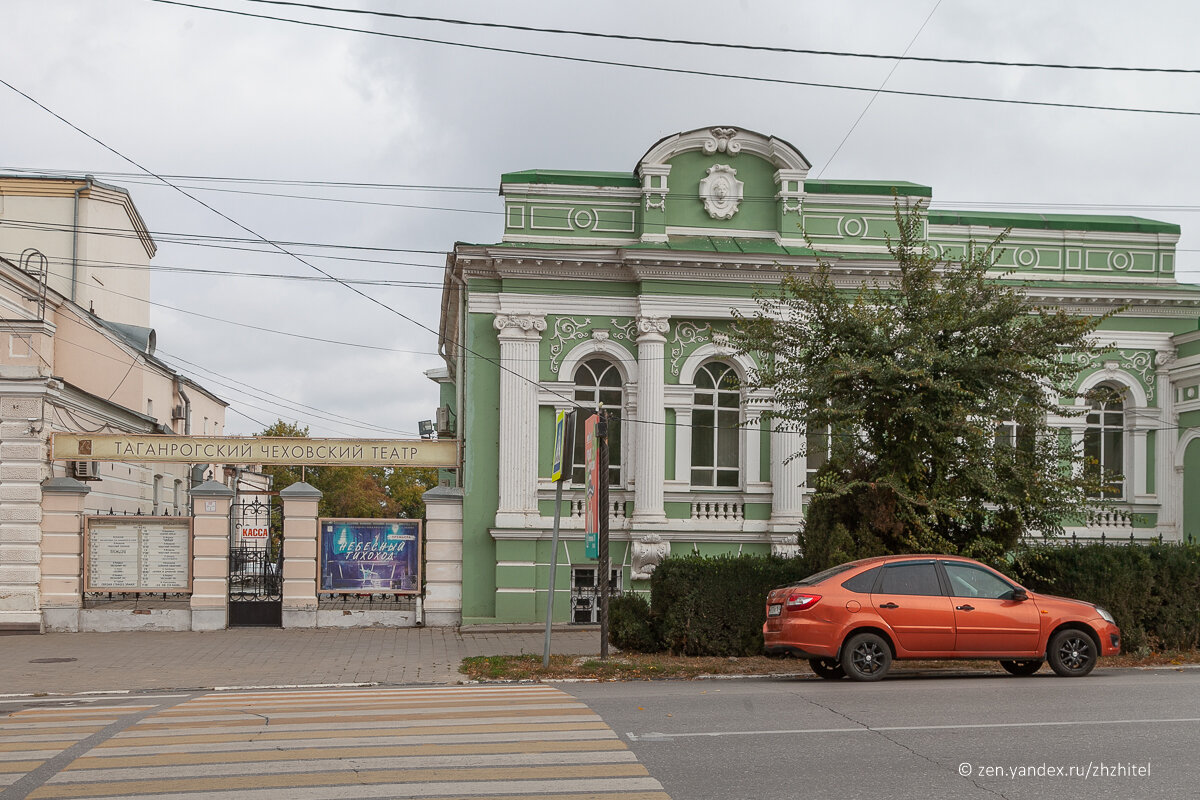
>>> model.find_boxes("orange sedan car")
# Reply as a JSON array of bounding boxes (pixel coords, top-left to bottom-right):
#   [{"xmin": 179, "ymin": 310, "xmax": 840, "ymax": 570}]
[{"xmin": 764, "ymin": 555, "xmax": 1121, "ymax": 681}]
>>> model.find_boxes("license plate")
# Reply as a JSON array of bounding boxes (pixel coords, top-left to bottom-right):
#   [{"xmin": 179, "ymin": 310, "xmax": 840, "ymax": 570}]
[{"xmin": 768, "ymin": 604, "xmax": 782, "ymax": 617}]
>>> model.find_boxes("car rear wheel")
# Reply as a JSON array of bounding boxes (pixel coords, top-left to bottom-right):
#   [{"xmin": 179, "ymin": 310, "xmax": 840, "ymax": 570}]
[
  {"xmin": 809, "ymin": 658, "xmax": 845, "ymax": 680},
  {"xmin": 1047, "ymin": 629, "xmax": 1097, "ymax": 677},
  {"xmin": 999, "ymin": 659, "xmax": 1043, "ymax": 676},
  {"xmin": 841, "ymin": 632, "xmax": 892, "ymax": 682}
]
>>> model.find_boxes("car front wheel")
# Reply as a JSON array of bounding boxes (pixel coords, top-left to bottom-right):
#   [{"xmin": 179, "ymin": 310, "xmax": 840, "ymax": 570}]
[
  {"xmin": 809, "ymin": 658, "xmax": 845, "ymax": 680},
  {"xmin": 1047, "ymin": 629, "xmax": 1097, "ymax": 677},
  {"xmin": 999, "ymin": 659, "xmax": 1043, "ymax": 676},
  {"xmin": 841, "ymin": 632, "xmax": 892, "ymax": 682}
]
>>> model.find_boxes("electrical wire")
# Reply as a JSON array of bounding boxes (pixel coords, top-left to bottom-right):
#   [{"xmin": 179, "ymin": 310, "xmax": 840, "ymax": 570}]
[
  {"xmin": 818, "ymin": 0, "xmax": 943, "ymax": 178},
  {"xmin": 149, "ymin": 0, "xmax": 1200, "ymax": 118},
  {"xmin": 235, "ymin": 0, "xmax": 1200, "ymax": 76},
  {"xmin": 0, "ymin": 75, "xmax": 588, "ymax": 416}
]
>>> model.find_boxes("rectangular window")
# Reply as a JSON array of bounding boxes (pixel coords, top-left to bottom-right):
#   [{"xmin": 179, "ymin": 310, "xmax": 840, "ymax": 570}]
[{"xmin": 570, "ymin": 567, "xmax": 621, "ymax": 624}]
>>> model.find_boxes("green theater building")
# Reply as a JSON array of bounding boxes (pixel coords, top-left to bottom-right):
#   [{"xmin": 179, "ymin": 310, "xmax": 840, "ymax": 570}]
[{"xmin": 427, "ymin": 125, "xmax": 1200, "ymax": 626}]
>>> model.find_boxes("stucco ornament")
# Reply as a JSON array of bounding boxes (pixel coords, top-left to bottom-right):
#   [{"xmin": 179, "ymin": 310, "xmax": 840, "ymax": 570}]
[
  {"xmin": 631, "ymin": 533, "xmax": 670, "ymax": 580},
  {"xmin": 702, "ymin": 127, "xmax": 742, "ymax": 155},
  {"xmin": 699, "ymin": 164, "xmax": 744, "ymax": 220}
]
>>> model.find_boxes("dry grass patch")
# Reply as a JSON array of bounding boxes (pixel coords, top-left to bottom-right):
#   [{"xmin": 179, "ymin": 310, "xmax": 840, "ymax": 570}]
[{"xmin": 460, "ymin": 650, "xmax": 1200, "ymax": 682}]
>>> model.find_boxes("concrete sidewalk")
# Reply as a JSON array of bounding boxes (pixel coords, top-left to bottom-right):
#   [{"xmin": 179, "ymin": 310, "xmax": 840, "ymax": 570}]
[{"xmin": 0, "ymin": 627, "xmax": 603, "ymax": 695}]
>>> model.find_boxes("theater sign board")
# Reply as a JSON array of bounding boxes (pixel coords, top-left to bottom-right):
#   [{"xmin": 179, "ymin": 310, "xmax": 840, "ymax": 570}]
[{"xmin": 52, "ymin": 434, "xmax": 458, "ymax": 467}]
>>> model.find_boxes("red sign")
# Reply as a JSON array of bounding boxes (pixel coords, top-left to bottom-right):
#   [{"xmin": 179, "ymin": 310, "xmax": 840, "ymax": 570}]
[{"xmin": 584, "ymin": 413, "xmax": 599, "ymax": 557}]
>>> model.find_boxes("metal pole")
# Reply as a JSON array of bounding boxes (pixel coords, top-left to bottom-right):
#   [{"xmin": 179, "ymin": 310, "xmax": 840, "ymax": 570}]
[
  {"xmin": 598, "ymin": 410, "xmax": 610, "ymax": 660},
  {"xmin": 543, "ymin": 475, "xmax": 564, "ymax": 668}
]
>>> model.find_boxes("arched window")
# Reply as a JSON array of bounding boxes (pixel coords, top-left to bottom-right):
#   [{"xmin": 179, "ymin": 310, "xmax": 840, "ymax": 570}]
[
  {"xmin": 1084, "ymin": 384, "xmax": 1125, "ymax": 498},
  {"xmin": 691, "ymin": 362, "xmax": 741, "ymax": 487},
  {"xmin": 572, "ymin": 358, "xmax": 623, "ymax": 485}
]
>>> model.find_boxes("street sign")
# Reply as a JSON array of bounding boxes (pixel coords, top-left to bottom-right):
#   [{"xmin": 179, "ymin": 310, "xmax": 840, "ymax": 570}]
[
  {"xmin": 551, "ymin": 410, "xmax": 566, "ymax": 482},
  {"xmin": 584, "ymin": 413, "xmax": 599, "ymax": 559}
]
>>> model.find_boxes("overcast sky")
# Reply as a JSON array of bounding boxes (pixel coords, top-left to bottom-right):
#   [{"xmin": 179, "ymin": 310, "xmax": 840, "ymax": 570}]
[{"xmin": 3, "ymin": 0, "xmax": 1199, "ymax": 437}]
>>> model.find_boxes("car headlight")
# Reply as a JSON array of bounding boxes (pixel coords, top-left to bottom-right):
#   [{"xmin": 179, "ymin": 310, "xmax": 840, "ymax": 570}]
[{"xmin": 1095, "ymin": 605, "xmax": 1116, "ymax": 624}]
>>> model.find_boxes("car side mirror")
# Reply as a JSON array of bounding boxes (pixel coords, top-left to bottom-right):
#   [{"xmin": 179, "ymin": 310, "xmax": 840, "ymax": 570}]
[{"xmin": 1010, "ymin": 589, "xmax": 1028, "ymax": 602}]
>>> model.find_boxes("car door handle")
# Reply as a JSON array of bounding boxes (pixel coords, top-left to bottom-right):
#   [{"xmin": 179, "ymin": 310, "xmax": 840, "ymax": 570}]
[
  {"xmin": 956, "ymin": 605, "xmax": 975, "ymax": 611},
  {"xmin": 879, "ymin": 602, "xmax": 899, "ymax": 609}
]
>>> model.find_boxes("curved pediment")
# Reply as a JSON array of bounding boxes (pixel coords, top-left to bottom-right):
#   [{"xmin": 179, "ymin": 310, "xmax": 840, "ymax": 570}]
[{"xmin": 637, "ymin": 126, "xmax": 811, "ymax": 174}]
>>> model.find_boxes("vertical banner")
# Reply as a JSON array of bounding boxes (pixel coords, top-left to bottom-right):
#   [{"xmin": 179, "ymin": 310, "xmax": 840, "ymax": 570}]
[
  {"xmin": 584, "ymin": 413, "xmax": 599, "ymax": 559},
  {"xmin": 551, "ymin": 410, "xmax": 567, "ymax": 483}
]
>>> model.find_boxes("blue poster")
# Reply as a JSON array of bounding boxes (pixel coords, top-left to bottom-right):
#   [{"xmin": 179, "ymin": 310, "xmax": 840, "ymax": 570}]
[{"xmin": 319, "ymin": 518, "xmax": 421, "ymax": 594}]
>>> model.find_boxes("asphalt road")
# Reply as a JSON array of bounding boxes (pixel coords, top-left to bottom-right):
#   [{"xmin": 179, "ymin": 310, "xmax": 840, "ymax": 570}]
[{"xmin": 566, "ymin": 666, "xmax": 1200, "ymax": 800}]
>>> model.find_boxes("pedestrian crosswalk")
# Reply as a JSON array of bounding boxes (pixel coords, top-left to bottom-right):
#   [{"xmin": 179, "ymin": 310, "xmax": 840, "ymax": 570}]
[{"xmin": 0, "ymin": 685, "xmax": 670, "ymax": 799}]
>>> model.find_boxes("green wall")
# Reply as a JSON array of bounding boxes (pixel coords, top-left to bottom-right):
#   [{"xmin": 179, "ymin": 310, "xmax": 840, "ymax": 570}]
[
  {"xmin": 665, "ymin": 150, "xmax": 777, "ymax": 233},
  {"xmin": 462, "ymin": 311, "xmax": 502, "ymax": 619}
]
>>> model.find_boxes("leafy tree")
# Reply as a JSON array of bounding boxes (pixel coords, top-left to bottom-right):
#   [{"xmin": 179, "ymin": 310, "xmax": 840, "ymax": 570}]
[
  {"xmin": 733, "ymin": 203, "xmax": 1111, "ymax": 568},
  {"xmin": 258, "ymin": 420, "xmax": 436, "ymax": 519}
]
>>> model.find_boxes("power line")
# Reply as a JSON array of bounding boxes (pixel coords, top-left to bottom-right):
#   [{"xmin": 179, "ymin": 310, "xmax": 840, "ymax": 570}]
[
  {"xmin": 238, "ymin": 0, "xmax": 1200, "ymax": 76},
  {"xmin": 149, "ymin": 0, "xmax": 1200, "ymax": 118},
  {"xmin": 819, "ymin": 0, "xmax": 942, "ymax": 178},
  {"xmin": 0, "ymin": 75, "xmax": 587, "ymax": 416}
]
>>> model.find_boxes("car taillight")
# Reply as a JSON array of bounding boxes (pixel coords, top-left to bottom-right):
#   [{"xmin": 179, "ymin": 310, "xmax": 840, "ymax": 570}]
[{"xmin": 786, "ymin": 592, "xmax": 821, "ymax": 610}]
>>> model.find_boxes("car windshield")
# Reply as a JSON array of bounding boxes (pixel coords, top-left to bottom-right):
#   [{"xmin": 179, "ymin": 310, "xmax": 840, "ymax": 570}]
[{"xmin": 794, "ymin": 563, "xmax": 855, "ymax": 587}]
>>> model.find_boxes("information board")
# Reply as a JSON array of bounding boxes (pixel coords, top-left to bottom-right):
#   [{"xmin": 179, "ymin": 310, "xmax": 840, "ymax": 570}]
[
  {"xmin": 319, "ymin": 518, "xmax": 422, "ymax": 595},
  {"xmin": 84, "ymin": 517, "xmax": 192, "ymax": 593}
]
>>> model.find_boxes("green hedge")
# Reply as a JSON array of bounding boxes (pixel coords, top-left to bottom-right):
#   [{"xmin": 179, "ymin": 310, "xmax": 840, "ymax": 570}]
[
  {"xmin": 609, "ymin": 544, "xmax": 1200, "ymax": 656},
  {"xmin": 1002, "ymin": 543, "xmax": 1200, "ymax": 653},
  {"xmin": 647, "ymin": 554, "xmax": 814, "ymax": 657}
]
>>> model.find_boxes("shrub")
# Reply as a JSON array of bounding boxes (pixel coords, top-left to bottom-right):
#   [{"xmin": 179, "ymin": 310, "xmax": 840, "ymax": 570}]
[
  {"xmin": 650, "ymin": 554, "xmax": 814, "ymax": 657},
  {"xmin": 608, "ymin": 593, "xmax": 660, "ymax": 653},
  {"xmin": 1002, "ymin": 542, "xmax": 1200, "ymax": 652}
]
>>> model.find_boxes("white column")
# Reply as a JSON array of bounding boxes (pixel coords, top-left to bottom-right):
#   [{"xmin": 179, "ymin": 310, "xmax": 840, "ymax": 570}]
[
  {"xmin": 494, "ymin": 313, "xmax": 546, "ymax": 528},
  {"xmin": 633, "ymin": 316, "xmax": 669, "ymax": 525},
  {"xmin": 769, "ymin": 412, "xmax": 805, "ymax": 530},
  {"xmin": 1156, "ymin": 354, "xmax": 1178, "ymax": 536}
]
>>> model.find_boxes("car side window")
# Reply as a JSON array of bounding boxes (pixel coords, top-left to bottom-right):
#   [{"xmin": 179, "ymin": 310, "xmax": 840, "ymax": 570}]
[
  {"xmin": 876, "ymin": 563, "xmax": 942, "ymax": 596},
  {"xmin": 942, "ymin": 562, "xmax": 1015, "ymax": 599},
  {"xmin": 841, "ymin": 566, "xmax": 881, "ymax": 594}
]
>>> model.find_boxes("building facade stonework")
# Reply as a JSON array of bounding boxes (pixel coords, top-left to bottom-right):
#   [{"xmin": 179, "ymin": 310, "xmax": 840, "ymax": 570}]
[{"xmin": 432, "ymin": 125, "xmax": 1200, "ymax": 625}]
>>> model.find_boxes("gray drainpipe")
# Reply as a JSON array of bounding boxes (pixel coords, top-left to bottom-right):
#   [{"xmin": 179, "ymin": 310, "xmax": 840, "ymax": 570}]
[
  {"xmin": 70, "ymin": 176, "xmax": 92, "ymax": 302},
  {"xmin": 175, "ymin": 379, "xmax": 191, "ymax": 435}
]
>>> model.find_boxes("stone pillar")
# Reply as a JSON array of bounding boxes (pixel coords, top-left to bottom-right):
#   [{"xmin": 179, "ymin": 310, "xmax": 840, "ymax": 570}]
[
  {"xmin": 189, "ymin": 480, "xmax": 233, "ymax": 631},
  {"xmin": 0, "ymin": 393, "xmax": 45, "ymax": 633},
  {"xmin": 281, "ymin": 481, "xmax": 321, "ymax": 628},
  {"xmin": 1157, "ymin": 355, "xmax": 1178, "ymax": 536},
  {"xmin": 494, "ymin": 313, "xmax": 545, "ymax": 528},
  {"xmin": 422, "ymin": 485, "xmax": 463, "ymax": 626},
  {"xmin": 39, "ymin": 477, "xmax": 91, "ymax": 632},
  {"xmin": 633, "ymin": 316, "xmax": 669, "ymax": 525},
  {"xmin": 769, "ymin": 415, "xmax": 805, "ymax": 530}
]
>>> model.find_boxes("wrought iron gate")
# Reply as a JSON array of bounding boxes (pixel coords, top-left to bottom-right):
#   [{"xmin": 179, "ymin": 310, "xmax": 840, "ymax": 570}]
[{"xmin": 228, "ymin": 494, "xmax": 282, "ymax": 626}]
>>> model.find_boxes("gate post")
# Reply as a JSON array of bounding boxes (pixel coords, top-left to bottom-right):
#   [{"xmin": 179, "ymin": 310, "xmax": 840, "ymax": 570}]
[
  {"xmin": 190, "ymin": 480, "xmax": 233, "ymax": 631},
  {"xmin": 422, "ymin": 485, "xmax": 464, "ymax": 627},
  {"xmin": 280, "ymin": 481, "xmax": 321, "ymax": 628},
  {"xmin": 39, "ymin": 477, "xmax": 91, "ymax": 632}
]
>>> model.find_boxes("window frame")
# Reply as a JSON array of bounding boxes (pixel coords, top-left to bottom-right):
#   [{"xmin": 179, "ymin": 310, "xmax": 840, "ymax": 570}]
[
  {"xmin": 689, "ymin": 360, "xmax": 743, "ymax": 489},
  {"xmin": 570, "ymin": 358, "xmax": 625, "ymax": 487}
]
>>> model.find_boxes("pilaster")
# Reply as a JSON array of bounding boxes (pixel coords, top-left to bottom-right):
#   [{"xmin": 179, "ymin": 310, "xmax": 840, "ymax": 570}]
[
  {"xmin": 422, "ymin": 485, "xmax": 464, "ymax": 626},
  {"xmin": 189, "ymin": 480, "xmax": 232, "ymax": 631},
  {"xmin": 769, "ymin": 414, "xmax": 805, "ymax": 530},
  {"xmin": 632, "ymin": 316, "xmax": 669, "ymax": 525},
  {"xmin": 281, "ymin": 481, "xmax": 321, "ymax": 628},
  {"xmin": 39, "ymin": 477, "xmax": 91, "ymax": 632},
  {"xmin": 494, "ymin": 313, "xmax": 545, "ymax": 528},
  {"xmin": 0, "ymin": 392, "xmax": 47, "ymax": 632}
]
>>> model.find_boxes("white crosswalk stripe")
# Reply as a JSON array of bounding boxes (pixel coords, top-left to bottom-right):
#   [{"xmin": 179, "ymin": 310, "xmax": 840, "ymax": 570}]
[{"xmin": 0, "ymin": 685, "xmax": 670, "ymax": 800}]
